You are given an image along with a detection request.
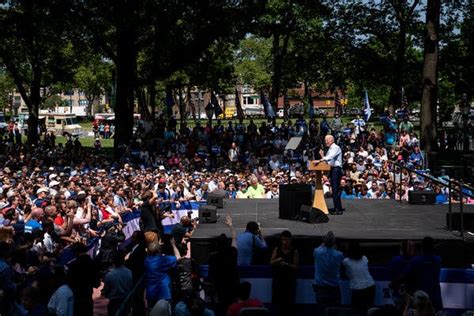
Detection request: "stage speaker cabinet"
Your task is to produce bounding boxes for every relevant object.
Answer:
[279,184,312,220]
[207,189,226,208]
[300,205,329,224]
[198,205,218,223]
[408,190,436,205]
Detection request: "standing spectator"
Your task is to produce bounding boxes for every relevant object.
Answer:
[125,231,147,316]
[208,216,239,316]
[390,240,416,310]
[270,230,299,316]
[144,239,181,308]
[102,252,133,316]
[399,117,414,134]
[0,241,16,315]
[403,237,442,311]
[140,190,162,242]
[67,242,101,316]
[104,123,110,139]
[171,216,197,253]
[343,241,375,316]
[313,231,344,312]
[228,142,239,164]
[47,278,74,316]
[236,221,267,266]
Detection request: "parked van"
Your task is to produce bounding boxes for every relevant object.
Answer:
[39,113,82,136]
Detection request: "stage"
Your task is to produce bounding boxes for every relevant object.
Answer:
[191,199,474,265]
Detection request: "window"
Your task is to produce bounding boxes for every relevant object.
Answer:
[64,99,74,107]
[79,99,89,106]
[56,119,62,125]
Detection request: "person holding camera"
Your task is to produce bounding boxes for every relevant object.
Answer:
[171,216,197,254]
[236,221,267,266]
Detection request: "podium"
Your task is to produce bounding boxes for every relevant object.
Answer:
[308,161,331,214]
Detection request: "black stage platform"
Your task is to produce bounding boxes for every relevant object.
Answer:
[191,199,474,266]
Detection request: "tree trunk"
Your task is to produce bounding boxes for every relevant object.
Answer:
[113,0,137,154]
[149,82,156,120]
[271,31,282,112]
[420,0,440,155]
[388,22,407,114]
[27,93,40,144]
[178,86,184,125]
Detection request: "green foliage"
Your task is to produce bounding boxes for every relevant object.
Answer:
[43,95,68,110]
[0,69,15,111]
[234,36,273,90]
[74,57,113,113]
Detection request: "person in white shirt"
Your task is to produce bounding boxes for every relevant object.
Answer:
[342,241,375,316]
[351,115,366,136]
[265,184,279,199]
[314,135,344,214]
[269,155,281,171]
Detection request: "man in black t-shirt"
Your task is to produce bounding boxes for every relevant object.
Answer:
[139,190,162,234]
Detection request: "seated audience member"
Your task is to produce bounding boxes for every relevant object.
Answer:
[403,290,435,316]
[175,294,215,316]
[246,176,265,199]
[226,282,263,316]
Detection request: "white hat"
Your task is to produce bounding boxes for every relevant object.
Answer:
[49,180,60,187]
[6,190,16,198]
[49,174,58,180]
[158,166,166,171]
[36,187,49,195]
[77,191,86,196]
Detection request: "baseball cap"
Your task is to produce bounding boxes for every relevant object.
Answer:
[49,180,59,188]
[36,187,49,194]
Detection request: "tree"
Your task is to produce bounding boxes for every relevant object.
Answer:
[420,0,440,154]
[234,36,273,90]
[332,0,424,113]
[0,1,77,143]
[74,57,113,117]
[0,69,15,113]
[75,0,263,154]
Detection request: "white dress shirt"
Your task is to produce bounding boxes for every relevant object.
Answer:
[322,143,342,167]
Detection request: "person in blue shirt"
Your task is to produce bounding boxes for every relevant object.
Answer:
[409,145,424,168]
[434,186,448,204]
[341,185,357,199]
[402,237,442,312]
[144,239,181,308]
[313,231,344,313]
[236,221,267,266]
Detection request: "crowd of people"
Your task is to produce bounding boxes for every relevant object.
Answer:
[0,112,470,316]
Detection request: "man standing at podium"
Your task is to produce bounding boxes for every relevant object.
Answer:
[315,135,344,215]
